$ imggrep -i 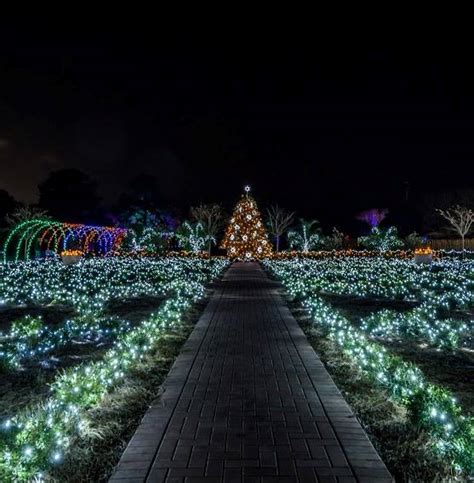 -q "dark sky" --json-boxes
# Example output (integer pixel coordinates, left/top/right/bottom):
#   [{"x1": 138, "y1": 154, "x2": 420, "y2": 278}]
[{"x1": 1, "y1": 31, "x2": 473, "y2": 229}]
